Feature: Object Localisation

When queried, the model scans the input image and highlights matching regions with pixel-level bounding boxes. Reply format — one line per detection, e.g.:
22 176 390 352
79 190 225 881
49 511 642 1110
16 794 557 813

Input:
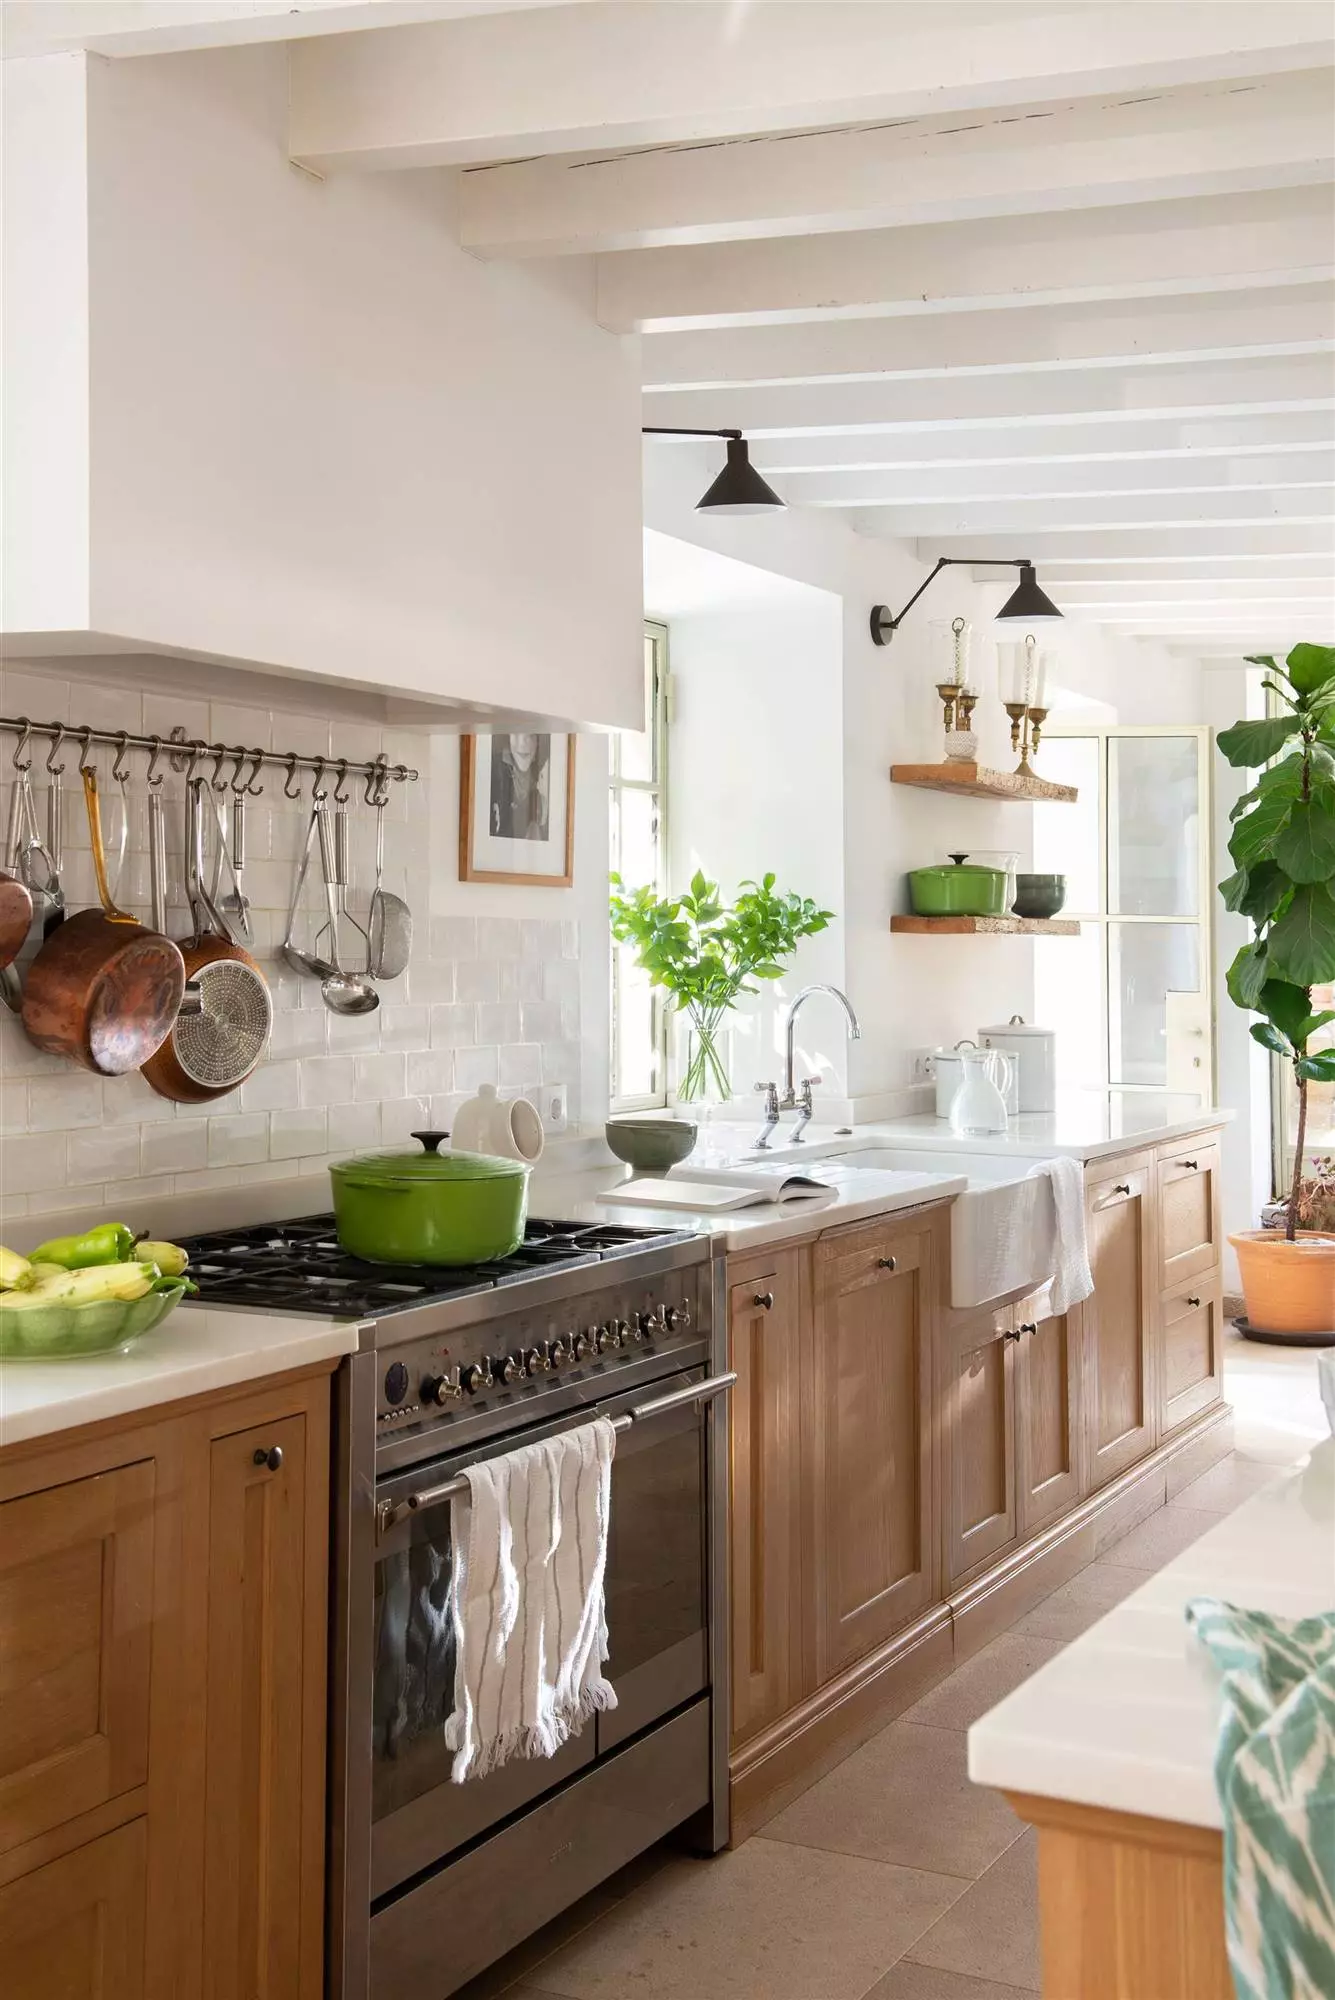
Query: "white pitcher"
948 1048 1010 1137
451 1083 545 1164
935 1041 1016 1118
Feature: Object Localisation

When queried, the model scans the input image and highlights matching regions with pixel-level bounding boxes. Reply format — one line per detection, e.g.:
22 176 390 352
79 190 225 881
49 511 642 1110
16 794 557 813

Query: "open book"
597 1159 835 1213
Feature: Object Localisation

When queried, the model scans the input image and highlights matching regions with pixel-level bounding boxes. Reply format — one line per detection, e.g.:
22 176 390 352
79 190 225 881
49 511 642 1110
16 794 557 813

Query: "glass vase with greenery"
609 870 834 1104
1218 642 1335 1241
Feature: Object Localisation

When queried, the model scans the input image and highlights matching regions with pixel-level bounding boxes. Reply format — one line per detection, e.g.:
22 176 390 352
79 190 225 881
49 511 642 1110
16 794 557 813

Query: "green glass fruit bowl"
0 1282 190 1360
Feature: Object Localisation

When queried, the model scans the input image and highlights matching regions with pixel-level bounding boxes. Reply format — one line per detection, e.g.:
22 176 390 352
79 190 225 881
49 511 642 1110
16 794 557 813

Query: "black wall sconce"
870 556 1063 646
642 426 785 516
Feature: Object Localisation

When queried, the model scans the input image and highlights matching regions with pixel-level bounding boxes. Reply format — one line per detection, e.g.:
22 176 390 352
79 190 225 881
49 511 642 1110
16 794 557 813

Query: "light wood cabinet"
0 1817 148 2000
1084 1157 1158 1486
1156 1138 1223 1290
940 1309 1016 1585
810 1211 941 1682
1158 1278 1225 1436
727 1252 805 1746
1015 1304 1086 1537
0 1367 333 1999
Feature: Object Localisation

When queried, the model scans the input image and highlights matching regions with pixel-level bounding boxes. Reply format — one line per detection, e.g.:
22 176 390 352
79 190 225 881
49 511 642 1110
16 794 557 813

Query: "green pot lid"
331 1131 530 1188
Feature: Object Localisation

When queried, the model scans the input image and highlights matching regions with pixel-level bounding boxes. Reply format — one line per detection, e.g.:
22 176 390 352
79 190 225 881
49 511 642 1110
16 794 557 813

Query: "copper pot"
21 768 185 1074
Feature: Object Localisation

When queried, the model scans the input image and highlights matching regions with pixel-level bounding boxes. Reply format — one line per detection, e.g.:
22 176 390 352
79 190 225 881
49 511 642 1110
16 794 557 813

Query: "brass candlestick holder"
936 682 963 731
1004 701 1047 777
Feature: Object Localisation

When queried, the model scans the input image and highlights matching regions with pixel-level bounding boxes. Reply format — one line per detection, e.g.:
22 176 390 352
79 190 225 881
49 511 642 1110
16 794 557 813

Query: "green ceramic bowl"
908 860 1009 917
330 1131 530 1265
605 1116 698 1173
1012 873 1067 919
0 1282 189 1360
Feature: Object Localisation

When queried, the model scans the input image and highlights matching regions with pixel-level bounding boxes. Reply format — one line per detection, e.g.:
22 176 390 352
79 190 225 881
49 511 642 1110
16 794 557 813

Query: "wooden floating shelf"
891 915 1081 936
890 761 1078 804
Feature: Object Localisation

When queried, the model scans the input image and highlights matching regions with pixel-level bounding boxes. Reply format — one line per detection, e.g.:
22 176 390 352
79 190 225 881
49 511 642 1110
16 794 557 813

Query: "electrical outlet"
542 1084 569 1133
911 1050 936 1082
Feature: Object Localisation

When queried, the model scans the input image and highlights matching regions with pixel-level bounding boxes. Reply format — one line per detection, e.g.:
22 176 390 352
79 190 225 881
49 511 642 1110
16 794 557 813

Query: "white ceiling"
13 0 1334 649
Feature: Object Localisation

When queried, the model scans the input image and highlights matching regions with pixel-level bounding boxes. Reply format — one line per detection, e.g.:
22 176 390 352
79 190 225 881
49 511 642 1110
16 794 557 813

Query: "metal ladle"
315 803 378 1016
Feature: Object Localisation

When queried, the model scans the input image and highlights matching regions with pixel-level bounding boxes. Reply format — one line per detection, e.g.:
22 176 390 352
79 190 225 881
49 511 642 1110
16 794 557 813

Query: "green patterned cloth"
1186 1597 1335 2000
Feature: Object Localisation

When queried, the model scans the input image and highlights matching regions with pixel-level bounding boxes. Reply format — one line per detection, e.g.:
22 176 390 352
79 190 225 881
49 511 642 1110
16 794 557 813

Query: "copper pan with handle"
21 767 186 1074
140 777 272 1103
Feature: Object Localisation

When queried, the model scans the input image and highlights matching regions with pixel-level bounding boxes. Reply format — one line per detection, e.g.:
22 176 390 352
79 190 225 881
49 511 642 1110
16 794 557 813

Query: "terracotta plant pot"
1229 1229 1335 1341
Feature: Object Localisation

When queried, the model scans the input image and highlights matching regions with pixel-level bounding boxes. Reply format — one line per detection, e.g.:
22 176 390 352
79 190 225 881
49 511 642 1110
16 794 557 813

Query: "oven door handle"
376 1371 737 1539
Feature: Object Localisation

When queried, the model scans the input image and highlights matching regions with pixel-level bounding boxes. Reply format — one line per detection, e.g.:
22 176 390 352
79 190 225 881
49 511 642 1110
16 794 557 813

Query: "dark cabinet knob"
1187 1295 1202 1309
1181 1159 1199 1171
253 1445 283 1472
1113 1183 1131 1196
1018 1322 1038 1335
1002 1329 1022 1344
877 1256 897 1271
754 1291 774 1311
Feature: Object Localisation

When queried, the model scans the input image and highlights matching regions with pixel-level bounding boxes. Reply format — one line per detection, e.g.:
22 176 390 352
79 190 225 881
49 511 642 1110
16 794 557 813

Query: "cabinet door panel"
1017 1307 1085 1536
1160 1272 1224 1434
942 1315 1015 1584
0 1462 154 1855
204 1413 320 2000
728 1254 804 1746
813 1215 937 1682
1085 1164 1156 1486
1156 1140 1222 1288
0 1816 147 2000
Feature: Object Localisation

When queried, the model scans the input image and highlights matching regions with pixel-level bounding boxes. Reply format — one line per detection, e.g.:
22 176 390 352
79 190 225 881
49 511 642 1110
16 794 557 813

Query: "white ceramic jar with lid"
978 1016 1056 1113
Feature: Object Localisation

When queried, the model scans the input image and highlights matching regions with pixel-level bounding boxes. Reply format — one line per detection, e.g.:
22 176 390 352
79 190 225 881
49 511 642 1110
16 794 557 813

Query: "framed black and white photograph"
459 732 575 886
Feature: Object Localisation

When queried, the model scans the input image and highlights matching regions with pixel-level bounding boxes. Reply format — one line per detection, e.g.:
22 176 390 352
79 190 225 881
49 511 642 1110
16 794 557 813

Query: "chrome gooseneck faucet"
755 984 862 1146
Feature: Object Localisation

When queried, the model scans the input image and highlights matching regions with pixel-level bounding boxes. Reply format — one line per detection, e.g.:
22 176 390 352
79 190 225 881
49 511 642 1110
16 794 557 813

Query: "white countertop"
967 1439 1335 1829
530 1159 968 1253
0 1305 363 1450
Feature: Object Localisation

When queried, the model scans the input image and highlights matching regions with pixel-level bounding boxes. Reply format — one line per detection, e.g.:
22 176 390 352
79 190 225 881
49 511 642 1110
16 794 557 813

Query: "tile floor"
453 1333 1328 2000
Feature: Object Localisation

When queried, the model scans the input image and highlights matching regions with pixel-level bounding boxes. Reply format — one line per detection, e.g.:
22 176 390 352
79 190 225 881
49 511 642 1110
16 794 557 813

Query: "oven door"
370 1369 713 1901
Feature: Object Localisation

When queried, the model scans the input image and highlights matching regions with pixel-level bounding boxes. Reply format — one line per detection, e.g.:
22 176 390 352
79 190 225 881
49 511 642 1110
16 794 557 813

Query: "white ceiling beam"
289 1 1335 172
597 185 1334 332
640 286 1335 392
781 452 1335 508
986 551 1334 580
645 355 1334 439
913 526 1335 561
1051 579 1335 602
462 70 1335 257
851 490 1335 539
754 413 1334 472
0 1 559 61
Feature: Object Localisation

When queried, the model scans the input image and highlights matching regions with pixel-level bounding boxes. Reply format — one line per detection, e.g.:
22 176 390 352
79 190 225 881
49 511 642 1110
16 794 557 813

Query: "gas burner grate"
177 1212 698 1318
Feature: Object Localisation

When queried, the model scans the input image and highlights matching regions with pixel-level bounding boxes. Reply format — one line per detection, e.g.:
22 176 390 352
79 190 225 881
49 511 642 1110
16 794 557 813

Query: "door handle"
753 1291 774 1311
253 1445 283 1472
1112 1183 1131 1196
1180 1159 1199 1171
877 1256 896 1271
1187 1295 1201 1309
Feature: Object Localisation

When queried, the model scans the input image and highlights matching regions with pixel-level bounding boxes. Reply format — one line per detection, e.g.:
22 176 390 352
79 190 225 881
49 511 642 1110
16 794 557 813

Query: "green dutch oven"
329 1131 531 1266
908 853 1009 917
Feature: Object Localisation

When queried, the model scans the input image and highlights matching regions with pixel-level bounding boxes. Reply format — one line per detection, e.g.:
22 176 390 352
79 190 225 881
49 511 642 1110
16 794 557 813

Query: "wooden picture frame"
459 732 576 887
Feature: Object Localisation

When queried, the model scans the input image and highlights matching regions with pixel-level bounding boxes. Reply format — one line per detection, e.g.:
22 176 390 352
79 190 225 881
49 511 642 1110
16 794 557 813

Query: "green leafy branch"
609 868 834 1021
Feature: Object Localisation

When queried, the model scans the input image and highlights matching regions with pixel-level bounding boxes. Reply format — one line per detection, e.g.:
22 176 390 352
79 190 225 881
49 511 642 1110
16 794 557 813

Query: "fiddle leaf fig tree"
1218 642 1335 1240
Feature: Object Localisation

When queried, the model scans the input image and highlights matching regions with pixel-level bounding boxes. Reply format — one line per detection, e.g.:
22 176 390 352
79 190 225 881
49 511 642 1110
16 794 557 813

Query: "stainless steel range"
180 1214 731 2000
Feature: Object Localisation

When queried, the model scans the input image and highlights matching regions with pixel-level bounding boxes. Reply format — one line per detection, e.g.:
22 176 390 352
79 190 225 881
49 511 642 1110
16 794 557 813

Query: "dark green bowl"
1012 873 1067 919
605 1117 698 1173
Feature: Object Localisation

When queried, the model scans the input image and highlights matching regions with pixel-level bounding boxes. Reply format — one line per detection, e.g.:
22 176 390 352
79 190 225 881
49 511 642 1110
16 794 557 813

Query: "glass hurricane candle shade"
930 616 974 688
997 635 1054 709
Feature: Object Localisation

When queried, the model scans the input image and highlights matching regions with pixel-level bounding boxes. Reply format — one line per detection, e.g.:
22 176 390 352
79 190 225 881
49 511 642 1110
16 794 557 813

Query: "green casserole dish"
329 1131 531 1266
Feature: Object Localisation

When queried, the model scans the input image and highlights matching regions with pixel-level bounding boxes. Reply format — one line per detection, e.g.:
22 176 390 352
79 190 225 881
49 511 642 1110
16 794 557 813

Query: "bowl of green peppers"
0 1222 196 1359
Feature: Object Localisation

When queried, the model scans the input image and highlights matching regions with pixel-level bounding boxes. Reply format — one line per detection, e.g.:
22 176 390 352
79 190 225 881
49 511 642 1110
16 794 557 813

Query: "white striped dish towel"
444 1417 618 1784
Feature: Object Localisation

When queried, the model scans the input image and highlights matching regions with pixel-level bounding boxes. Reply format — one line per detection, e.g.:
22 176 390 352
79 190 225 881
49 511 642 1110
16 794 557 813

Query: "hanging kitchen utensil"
140 777 272 1103
42 731 67 936
367 782 412 981
205 779 253 945
333 803 372 973
314 802 379 1016
223 784 253 940
21 766 186 1074
1 774 36 973
282 800 336 983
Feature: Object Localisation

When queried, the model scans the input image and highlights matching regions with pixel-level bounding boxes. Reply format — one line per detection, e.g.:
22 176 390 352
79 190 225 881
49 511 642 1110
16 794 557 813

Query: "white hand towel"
445 1417 618 1784
1026 1155 1094 1317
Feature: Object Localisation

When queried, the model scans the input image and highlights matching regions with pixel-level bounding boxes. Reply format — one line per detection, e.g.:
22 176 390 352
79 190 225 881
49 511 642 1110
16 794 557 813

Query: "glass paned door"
1034 729 1212 1098
610 625 670 1108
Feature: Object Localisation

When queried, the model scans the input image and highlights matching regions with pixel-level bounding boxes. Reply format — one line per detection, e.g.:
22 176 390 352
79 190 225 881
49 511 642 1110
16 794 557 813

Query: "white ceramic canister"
934 1040 1017 1117
451 1082 545 1164
978 1016 1056 1114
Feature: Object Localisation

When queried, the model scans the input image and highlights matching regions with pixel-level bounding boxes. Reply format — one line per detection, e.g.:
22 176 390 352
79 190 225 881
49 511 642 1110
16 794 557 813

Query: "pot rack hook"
182 740 204 790
310 755 328 802
283 752 302 800
145 735 166 789
11 718 33 773
333 756 351 805
229 746 249 795
111 731 132 785
364 754 389 806
210 742 230 792
245 748 265 797
76 725 95 775
45 724 68 776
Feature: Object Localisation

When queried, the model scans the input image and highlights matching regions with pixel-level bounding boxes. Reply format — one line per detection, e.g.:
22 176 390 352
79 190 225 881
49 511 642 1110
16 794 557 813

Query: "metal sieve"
172 955 273 1088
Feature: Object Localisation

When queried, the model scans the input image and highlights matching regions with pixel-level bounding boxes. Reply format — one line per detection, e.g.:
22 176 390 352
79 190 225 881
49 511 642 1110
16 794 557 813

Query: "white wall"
4 47 644 729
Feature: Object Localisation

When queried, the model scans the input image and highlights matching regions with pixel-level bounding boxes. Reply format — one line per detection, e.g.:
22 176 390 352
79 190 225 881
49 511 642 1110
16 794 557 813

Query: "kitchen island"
968 1438 1335 1999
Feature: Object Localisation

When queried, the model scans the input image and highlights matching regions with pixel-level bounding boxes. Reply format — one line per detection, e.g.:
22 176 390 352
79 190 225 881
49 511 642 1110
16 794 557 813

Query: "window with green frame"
609 624 670 1109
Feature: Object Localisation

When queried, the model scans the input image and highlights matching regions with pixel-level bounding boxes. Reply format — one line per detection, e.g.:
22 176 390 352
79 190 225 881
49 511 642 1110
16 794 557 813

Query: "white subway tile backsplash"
207 1113 271 1169
0 671 585 1219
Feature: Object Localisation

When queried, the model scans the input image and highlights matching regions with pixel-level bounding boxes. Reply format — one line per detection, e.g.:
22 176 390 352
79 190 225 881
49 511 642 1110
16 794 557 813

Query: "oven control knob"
609 1319 630 1349
490 1354 519 1385
422 1369 462 1405
522 1346 549 1375
384 1361 411 1407
460 1363 490 1394
665 1301 692 1331
542 1338 568 1368
591 1323 611 1353
636 1308 667 1340
571 1330 592 1361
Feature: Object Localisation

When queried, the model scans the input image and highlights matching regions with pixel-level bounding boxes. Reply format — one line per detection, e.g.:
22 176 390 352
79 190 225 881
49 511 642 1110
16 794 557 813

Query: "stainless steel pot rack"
1 715 419 802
